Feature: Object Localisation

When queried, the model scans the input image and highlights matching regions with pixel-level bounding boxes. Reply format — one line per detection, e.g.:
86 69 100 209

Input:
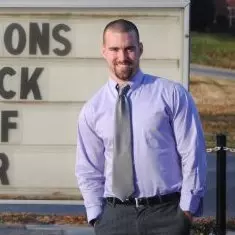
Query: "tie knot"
117 84 130 96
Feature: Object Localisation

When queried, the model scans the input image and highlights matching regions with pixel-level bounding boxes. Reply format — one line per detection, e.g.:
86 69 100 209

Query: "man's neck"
110 71 138 85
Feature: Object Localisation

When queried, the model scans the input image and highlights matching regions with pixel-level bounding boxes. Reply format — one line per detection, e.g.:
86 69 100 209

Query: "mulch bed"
0 213 87 225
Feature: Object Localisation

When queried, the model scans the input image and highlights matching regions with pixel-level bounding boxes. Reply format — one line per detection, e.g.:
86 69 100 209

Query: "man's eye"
126 47 135 52
110 48 118 52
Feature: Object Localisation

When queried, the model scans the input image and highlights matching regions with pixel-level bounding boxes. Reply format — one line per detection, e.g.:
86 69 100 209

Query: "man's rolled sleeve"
180 192 203 216
86 205 103 223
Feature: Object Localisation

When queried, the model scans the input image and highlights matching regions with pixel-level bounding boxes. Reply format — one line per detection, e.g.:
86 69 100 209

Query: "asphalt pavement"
190 64 235 80
0 225 94 235
204 153 235 217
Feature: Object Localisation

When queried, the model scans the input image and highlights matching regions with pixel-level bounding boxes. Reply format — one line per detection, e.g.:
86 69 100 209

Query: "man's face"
102 29 143 81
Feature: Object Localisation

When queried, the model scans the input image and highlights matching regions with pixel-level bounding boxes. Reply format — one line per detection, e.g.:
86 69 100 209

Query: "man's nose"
118 50 127 60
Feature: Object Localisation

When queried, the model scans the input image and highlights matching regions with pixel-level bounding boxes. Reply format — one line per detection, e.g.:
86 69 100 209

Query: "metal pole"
216 134 226 235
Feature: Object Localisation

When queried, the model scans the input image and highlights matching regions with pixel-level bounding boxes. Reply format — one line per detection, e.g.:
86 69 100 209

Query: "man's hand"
89 218 97 227
183 211 193 222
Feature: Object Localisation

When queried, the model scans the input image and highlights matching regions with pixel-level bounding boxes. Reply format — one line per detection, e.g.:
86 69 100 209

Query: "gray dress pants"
94 199 192 235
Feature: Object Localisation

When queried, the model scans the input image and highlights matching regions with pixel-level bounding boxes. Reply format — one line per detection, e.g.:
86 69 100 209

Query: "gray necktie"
112 84 134 201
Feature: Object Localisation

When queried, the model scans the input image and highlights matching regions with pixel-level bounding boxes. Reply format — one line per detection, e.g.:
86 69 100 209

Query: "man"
76 19 207 235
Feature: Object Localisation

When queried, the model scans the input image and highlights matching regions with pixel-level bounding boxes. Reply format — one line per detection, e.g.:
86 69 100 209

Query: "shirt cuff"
86 205 103 223
179 193 202 216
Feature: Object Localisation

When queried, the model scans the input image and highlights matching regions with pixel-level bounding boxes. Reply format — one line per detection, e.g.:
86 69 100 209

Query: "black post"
216 134 227 235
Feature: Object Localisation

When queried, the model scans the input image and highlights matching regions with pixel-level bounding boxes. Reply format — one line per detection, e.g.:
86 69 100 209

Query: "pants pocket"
94 209 105 228
178 206 192 225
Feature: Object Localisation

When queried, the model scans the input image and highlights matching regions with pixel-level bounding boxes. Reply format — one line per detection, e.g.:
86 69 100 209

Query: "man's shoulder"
144 73 185 92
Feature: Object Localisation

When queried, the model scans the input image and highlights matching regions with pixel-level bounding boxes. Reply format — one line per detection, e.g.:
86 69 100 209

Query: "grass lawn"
191 32 235 69
190 75 235 147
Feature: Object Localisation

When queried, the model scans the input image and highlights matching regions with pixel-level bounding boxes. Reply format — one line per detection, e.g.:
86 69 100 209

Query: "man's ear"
101 45 106 59
139 42 143 56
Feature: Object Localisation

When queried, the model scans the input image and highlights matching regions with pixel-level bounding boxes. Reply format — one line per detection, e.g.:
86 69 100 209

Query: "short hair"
103 19 140 43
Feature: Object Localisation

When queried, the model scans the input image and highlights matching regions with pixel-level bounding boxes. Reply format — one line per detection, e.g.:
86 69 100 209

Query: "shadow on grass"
191 32 235 69
192 32 235 43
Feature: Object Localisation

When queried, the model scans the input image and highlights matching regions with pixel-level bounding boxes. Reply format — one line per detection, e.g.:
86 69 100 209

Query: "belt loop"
135 198 139 208
112 198 116 207
158 194 162 203
146 198 150 206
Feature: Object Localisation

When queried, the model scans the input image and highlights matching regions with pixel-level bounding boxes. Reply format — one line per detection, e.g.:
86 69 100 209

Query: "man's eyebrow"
108 45 136 49
108 46 119 50
126 46 136 49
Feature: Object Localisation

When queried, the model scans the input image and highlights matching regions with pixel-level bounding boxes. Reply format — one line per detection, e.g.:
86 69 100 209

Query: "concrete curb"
0 224 89 230
0 200 84 205
0 224 26 229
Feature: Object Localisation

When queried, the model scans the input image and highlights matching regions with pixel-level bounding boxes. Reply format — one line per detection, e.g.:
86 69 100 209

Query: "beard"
113 61 135 81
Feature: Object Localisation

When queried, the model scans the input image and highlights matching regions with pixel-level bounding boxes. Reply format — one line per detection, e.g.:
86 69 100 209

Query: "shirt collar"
108 69 144 94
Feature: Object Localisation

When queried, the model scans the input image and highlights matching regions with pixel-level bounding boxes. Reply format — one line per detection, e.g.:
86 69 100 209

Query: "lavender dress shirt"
75 70 207 223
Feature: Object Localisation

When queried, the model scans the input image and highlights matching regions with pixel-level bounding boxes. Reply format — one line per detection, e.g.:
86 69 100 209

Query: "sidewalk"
0 224 94 235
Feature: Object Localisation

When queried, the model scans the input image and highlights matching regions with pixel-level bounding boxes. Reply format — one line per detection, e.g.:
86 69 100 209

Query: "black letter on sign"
1 111 18 143
4 23 26 55
29 23 50 55
0 67 16 99
0 153 10 185
20 67 43 100
53 24 71 56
